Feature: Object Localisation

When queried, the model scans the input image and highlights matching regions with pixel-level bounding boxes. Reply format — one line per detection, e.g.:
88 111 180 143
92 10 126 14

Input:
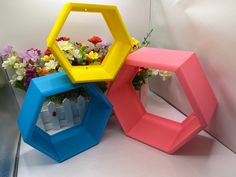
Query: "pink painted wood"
107 47 217 153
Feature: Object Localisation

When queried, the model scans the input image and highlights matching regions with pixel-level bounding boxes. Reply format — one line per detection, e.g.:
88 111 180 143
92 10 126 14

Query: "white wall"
149 0 236 152
0 0 150 51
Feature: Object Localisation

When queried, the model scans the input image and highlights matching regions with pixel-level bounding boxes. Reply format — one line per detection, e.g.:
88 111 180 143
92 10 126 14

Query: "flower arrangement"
0 36 111 90
1 30 169 103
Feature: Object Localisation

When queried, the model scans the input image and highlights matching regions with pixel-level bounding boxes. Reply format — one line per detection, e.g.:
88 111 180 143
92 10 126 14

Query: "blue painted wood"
17 72 113 162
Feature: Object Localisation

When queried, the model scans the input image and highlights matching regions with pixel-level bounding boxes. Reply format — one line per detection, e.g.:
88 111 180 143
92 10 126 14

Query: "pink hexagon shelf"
107 47 217 153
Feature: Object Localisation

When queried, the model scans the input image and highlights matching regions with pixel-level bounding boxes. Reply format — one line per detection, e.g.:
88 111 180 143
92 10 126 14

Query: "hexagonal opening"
57 12 114 66
148 72 193 121
36 87 91 135
133 69 193 123
108 65 204 153
47 3 133 83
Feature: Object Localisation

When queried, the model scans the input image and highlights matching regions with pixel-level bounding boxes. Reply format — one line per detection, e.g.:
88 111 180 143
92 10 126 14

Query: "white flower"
151 69 159 76
2 56 17 69
72 49 82 59
2 60 10 69
159 70 172 77
45 60 58 71
65 53 74 61
57 41 74 51
151 69 172 81
7 56 17 66
9 74 17 84
16 75 23 80
58 67 64 72
9 79 15 85
14 62 26 70
15 68 25 81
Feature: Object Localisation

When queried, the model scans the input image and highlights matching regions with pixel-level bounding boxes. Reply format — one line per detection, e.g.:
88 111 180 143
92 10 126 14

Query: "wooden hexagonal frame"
47 3 132 83
17 72 112 162
107 47 217 153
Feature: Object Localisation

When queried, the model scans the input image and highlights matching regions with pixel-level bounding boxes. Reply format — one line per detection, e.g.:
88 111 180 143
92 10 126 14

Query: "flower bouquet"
1 29 172 104
0 31 173 132
1 33 155 102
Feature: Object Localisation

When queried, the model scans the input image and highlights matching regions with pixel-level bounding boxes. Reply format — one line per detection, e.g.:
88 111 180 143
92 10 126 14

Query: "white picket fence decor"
36 95 89 135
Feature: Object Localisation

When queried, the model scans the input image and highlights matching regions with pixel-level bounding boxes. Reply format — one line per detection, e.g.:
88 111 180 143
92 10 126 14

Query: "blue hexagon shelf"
17 72 112 162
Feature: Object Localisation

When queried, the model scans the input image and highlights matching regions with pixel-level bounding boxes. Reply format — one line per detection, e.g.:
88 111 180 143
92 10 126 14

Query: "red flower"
88 36 102 45
44 49 52 56
56 36 70 42
76 42 82 47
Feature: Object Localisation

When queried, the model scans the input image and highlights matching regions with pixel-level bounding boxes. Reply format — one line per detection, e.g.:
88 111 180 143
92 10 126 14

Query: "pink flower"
19 48 41 63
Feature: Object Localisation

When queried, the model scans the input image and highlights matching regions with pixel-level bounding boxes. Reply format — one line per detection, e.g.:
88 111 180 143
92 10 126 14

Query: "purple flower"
0 46 13 57
27 48 41 57
19 48 41 63
97 41 111 48
19 52 31 62
24 66 39 89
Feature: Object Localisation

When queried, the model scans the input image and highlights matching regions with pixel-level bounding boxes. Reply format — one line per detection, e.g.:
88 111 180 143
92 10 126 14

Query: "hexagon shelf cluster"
18 72 112 162
107 47 217 153
47 3 133 83
17 2 217 163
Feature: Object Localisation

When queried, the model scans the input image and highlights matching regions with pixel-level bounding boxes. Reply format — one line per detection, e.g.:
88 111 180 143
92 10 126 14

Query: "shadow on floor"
174 134 215 156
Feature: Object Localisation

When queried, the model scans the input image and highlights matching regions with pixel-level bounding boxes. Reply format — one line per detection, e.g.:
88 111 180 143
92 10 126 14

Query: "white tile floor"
18 92 236 177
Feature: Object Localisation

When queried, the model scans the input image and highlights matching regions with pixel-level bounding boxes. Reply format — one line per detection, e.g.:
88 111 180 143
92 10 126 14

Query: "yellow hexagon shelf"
47 3 133 83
